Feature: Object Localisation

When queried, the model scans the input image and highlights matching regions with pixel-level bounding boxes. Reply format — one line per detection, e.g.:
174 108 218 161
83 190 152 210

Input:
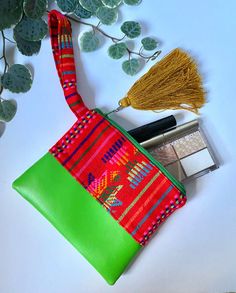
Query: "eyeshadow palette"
139 120 218 182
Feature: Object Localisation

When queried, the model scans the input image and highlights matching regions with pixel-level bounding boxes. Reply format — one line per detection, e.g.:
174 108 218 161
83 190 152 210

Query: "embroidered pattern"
48 11 187 246
50 108 186 244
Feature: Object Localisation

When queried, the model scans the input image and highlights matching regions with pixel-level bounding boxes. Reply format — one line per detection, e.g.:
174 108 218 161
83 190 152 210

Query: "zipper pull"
105 105 124 116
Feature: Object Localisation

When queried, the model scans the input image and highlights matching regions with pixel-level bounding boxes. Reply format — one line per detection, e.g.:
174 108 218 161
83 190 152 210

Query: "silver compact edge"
141 119 199 148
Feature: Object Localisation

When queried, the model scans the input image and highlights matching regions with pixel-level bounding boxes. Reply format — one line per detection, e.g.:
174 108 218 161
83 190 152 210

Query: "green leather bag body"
12 10 186 285
13 153 141 285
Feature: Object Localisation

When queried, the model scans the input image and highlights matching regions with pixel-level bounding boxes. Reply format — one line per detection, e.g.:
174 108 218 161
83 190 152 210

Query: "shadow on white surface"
201 115 227 166
116 7 124 24
25 63 35 80
0 122 6 137
123 247 144 275
5 45 16 66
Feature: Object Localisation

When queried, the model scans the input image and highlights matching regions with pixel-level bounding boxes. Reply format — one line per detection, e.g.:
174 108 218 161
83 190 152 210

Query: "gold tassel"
119 48 206 114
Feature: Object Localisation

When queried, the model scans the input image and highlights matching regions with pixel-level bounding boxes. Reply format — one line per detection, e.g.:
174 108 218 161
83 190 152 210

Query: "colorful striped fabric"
48 10 186 245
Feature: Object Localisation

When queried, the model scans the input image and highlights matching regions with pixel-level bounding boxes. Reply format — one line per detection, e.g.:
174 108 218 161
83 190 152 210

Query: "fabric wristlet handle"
48 10 88 118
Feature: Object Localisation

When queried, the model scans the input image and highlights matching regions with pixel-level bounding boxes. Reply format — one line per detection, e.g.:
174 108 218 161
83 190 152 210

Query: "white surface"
1 1 236 292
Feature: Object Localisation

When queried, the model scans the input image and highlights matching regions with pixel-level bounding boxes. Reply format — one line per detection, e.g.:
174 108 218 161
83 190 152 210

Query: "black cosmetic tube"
128 115 177 143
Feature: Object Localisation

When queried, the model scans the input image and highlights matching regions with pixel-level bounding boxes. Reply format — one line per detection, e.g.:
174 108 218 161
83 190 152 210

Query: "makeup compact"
128 117 218 183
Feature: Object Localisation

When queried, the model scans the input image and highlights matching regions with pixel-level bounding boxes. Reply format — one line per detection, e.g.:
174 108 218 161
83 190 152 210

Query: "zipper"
96 108 186 195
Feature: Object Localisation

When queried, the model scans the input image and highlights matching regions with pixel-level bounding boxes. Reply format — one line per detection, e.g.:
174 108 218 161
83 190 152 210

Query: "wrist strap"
48 10 88 118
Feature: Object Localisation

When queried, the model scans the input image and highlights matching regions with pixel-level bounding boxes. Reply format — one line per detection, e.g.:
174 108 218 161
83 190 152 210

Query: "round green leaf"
121 21 141 39
124 0 141 5
1 64 32 93
14 16 48 41
56 0 77 13
101 0 122 8
74 3 92 18
141 37 158 51
96 6 118 25
23 0 47 19
79 0 103 14
0 100 17 122
80 31 99 52
14 30 41 56
122 58 140 76
0 0 23 30
108 42 127 59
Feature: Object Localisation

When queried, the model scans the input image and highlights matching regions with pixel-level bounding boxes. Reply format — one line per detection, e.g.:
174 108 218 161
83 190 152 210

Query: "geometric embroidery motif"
50 109 187 245
49 11 186 246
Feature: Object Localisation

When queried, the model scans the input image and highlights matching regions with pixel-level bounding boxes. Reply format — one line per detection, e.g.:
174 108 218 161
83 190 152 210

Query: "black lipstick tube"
128 115 177 143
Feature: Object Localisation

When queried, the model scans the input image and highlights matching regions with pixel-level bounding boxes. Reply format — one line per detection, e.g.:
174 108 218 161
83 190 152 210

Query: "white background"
1 1 236 292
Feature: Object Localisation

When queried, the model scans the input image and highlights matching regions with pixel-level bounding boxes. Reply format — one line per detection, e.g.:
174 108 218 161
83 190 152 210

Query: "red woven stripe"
48 10 87 118
49 108 186 245
48 10 187 246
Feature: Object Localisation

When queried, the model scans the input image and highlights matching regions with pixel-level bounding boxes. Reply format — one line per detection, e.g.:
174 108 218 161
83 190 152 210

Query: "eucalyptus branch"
48 11 161 63
4 36 15 44
66 13 125 43
46 10 124 42
126 47 161 62
0 30 10 96
0 1 161 125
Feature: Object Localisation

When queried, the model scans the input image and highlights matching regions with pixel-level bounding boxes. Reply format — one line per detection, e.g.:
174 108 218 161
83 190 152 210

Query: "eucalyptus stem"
0 30 10 96
67 14 161 61
66 13 125 42
67 15 161 62
127 47 162 62
46 10 161 63
4 36 15 44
